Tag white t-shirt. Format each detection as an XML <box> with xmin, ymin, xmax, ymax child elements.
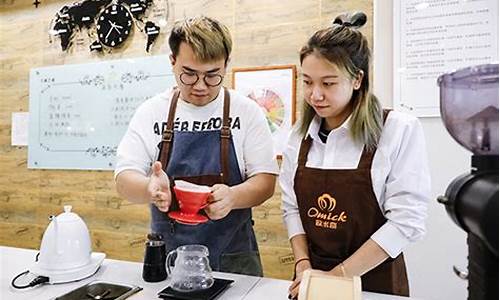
<box><xmin>115</xmin><ymin>87</ymin><xmax>279</xmax><ymax>179</ymax></box>
<box><xmin>280</xmin><ymin>111</ymin><xmax>431</xmax><ymax>258</ymax></box>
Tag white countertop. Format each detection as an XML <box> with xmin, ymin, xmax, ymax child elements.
<box><xmin>0</xmin><ymin>246</ymin><xmax>421</xmax><ymax>300</ymax></box>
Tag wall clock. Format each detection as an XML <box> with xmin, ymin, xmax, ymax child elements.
<box><xmin>49</xmin><ymin>0</ymin><xmax>168</xmax><ymax>53</ymax></box>
<box><xmin>96</xmin><ymin>3</ymin><xmax>133</xmax><ymax>48</ymax></box>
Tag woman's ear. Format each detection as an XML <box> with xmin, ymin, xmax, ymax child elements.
<box><xmin>353</xmin><ymin>70</ymin><xmax>364</xmax><ymax>90</ymax></box>
<box><xmin>169</xmin><ymin>54</ymin><xmax>176</xmax><ymax>66</ymax></box>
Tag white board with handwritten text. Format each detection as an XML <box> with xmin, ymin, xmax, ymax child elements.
<box><xmin>394</xmin><ymin>0</ymin><xmax>498</xmax><ymax>117</ymax></box>
<box><xmin>28</xmin><ymin>55</ymin><xmax>174</xmax><ymax>170</ymax></box>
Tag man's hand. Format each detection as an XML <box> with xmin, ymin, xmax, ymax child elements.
<box><xmin>147</xmin><ymin>161</ymin><xmax>171</xmax><ymax>212</ymax></box>
<box><xmin>204</xmin><ymin>184</ymin><xmax>234</xmax><ymax>220</ymax></box>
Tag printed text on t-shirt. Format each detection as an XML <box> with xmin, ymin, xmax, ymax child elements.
<box><xmin>153</xmin><ymin>116</ymin><xmax>241</xmax><ymax>134</ymax></box>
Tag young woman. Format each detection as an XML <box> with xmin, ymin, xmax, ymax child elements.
<box><xmin>280</xmin><ymin>13</ymin><xmax>430</xmax><ymax>298</ymax></box>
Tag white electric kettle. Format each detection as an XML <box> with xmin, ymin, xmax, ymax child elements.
<box><xmin>29</xmin><ymin>205</ymin><xmax>106</xmax><ymax>284</ymax></box>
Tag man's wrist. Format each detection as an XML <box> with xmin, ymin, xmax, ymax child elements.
<box><xmin>142</xmin><ymin>176</ymin><xmax>153</xmax><ymax>203</ymax></box>
<box><xmin>227</xmin><ymin>186</ymin><xmax>236</xmax><ymax>209</ymax></box>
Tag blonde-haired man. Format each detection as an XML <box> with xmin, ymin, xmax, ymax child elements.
<box><xmin>115</xmin><ymin>16</ymin><xmax>278</xmax><ymax>276</ymax></box>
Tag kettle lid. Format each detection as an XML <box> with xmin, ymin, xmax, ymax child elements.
<box><xmin>56</xmin><ymin>205</ymin><xmax>80</xmax><ymax>222</ymax></box>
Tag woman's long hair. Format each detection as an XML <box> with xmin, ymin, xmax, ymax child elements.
<box><xmin>299</xmin><ymin>12</ymin><xmax>383</xmax><ymax>149</ymax></box>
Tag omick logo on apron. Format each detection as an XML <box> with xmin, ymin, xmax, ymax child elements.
<box><xmin>307</xmin><ymin>193</ymin><xmax>348</xmax><ymax>230</ymax></box>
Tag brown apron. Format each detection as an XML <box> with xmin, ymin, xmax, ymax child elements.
<box><xmin>294</xmin><ymin>111</ymin><xmax>410</xmax><ymax>296</ymax></box>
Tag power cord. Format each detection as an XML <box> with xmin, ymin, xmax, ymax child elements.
<box><xmin>11</xmin><ymin>270</ymin><xmax>50</xmax><ymax>289</ymax></box>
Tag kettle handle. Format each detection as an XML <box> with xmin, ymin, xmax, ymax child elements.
<box><xmin>166</xmin><ymin>249</ymin><xmax>177</xmax><ymax>275</ymax></box>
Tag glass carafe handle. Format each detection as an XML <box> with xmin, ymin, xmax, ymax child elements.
<box><xmin>166</xmin><ymin>249</ymin><xmax>177</xmax><ymax>276</ymax></box>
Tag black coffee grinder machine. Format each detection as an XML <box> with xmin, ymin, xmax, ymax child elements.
<box><xmin>437</xmin><ymin>63</ymin><xmax>499</xmax><ymax>300</ymax></box>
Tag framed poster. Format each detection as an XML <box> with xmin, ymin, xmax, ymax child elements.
<box><xmin>232</xmin><ymin>65</ymin><xmax>296</xmax><ymax>157</ymax></box>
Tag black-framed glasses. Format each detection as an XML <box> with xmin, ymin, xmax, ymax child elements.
<box><xmin>179</xmin><ymin>71</ymin><xmax>224</xmax><ymax>87</ymax></box>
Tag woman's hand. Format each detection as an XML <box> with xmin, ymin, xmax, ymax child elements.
<box><xmin>288</xmin><ymin>261</ymin><xmax>350</xmax><ymax>299</ymax></box>
<box><xmin>288</xmin><ymin>259</ymin><xmax>312</xmax><ymax>299</ymax></box>
<box><xmin>330</xmin><ymin>263</ymin><xmax>348</xmax><ymax>277</ymax></box>
<box><xmin>147</xmin><ymin>161</ymin><xmax>171</xmax><ymax>212</ymax></box>
<box><xmin>205</xmin><ymin>184</ymin><xmax>234</xmax><ymax>220</ymax></box>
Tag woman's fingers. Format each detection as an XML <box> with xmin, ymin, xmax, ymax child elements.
<box><xmin>288</xmin><ymin>277</ymin><xmax>300</xmax><ymax>293</ymax></box>
<box><xmin>290</xmin><ymin>285</ymin><xmax>299</xmax><ymax>299</ymax></box>
<box><xmin>288</xmin><ymin>282</ymin><xmax>300</xmax><ymax>299</ymax></box>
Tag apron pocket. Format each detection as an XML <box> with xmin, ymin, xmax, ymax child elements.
<box><xmin>220</xmin><ymin>251</ymin><xmax>263</xmax><ymax>277</ymax></box>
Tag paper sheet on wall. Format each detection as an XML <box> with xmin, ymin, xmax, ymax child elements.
<box><xmin>11</xmin><ymin>112</ymin><xmax>29</xmax><ymax>146</ymax></box>
<box><xmin>394</xmin><ymin>0</ymin><xmax>498</xmax><ymax>117</ymax></box>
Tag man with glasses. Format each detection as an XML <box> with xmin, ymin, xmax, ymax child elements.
<box><xmin>114</xmin><ymin>16</ymin><xmax>278</xmax><ymax>276</ymax></box>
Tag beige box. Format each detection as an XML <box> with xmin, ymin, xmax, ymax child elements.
<box><xmin>298</xmin><ymin>269</ymin><xmax>362</xmax><ymax>300</ymax></box>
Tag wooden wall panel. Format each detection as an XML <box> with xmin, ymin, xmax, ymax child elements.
<box><xmin>234</xmin><ymin>0</ymin><xmax>320</xmax><ymax>27</ymax></box>
<box><xmin>0</xmin><ymin>0</ymin><xmax>373</xmax><ymax>280</ymax></box>
<box><xmin>170</xmin><ymin>0</ymin><xmax>234</xmax><ymax>26</ymax></box>
<box><xmin>233</xmin><ymin>20</ymin><xmax>321</xmax><ymax>67</ymax></box>
<box><xmin>0</xmin><ymin>223</ymin><xmax>46</xmax><ymax>249</ymax></box>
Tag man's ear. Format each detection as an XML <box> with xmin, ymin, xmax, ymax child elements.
<box><xmin>353</xmin><ymin>70</ymin><xmax>364</xmax><ymax>90</ymax></box>
<box><xmin>169</xmin><ymin>54</ymin><xmax>176</xmax><ymax>66</ymax></box>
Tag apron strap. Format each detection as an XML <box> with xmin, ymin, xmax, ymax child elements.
<box><xmin>297</xmin><ymin>135</ymin><xmax>313</xmax><ymax>168</ymax></box>
<box><xmin>382</xmin><ymin>109</ymin><xmax>392</xmax><ymax>123</ymax></box>
<box><xmin>220</xmin><ymin>87</ymin><xmax>231</xmax><ymax>184</ymax></box>
<box><xmin>157</xmin><ymin>89</ymin><xmax>181</xmax><ymax>168</ymax></box>
<box><xmin>157</xmin><ymin>88</ymin><xmax>232</xmax><ymax>185</ymax></box>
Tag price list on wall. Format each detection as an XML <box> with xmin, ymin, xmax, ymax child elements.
<box><xmin>28</xmin><ymin>55</ymin><xmax>174</xmax><ymax>170</ymax></box>
<box><xmin>394</xmin><ymin>0</ymin><xmax>498</xmax><ymax>117</ymax></box>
